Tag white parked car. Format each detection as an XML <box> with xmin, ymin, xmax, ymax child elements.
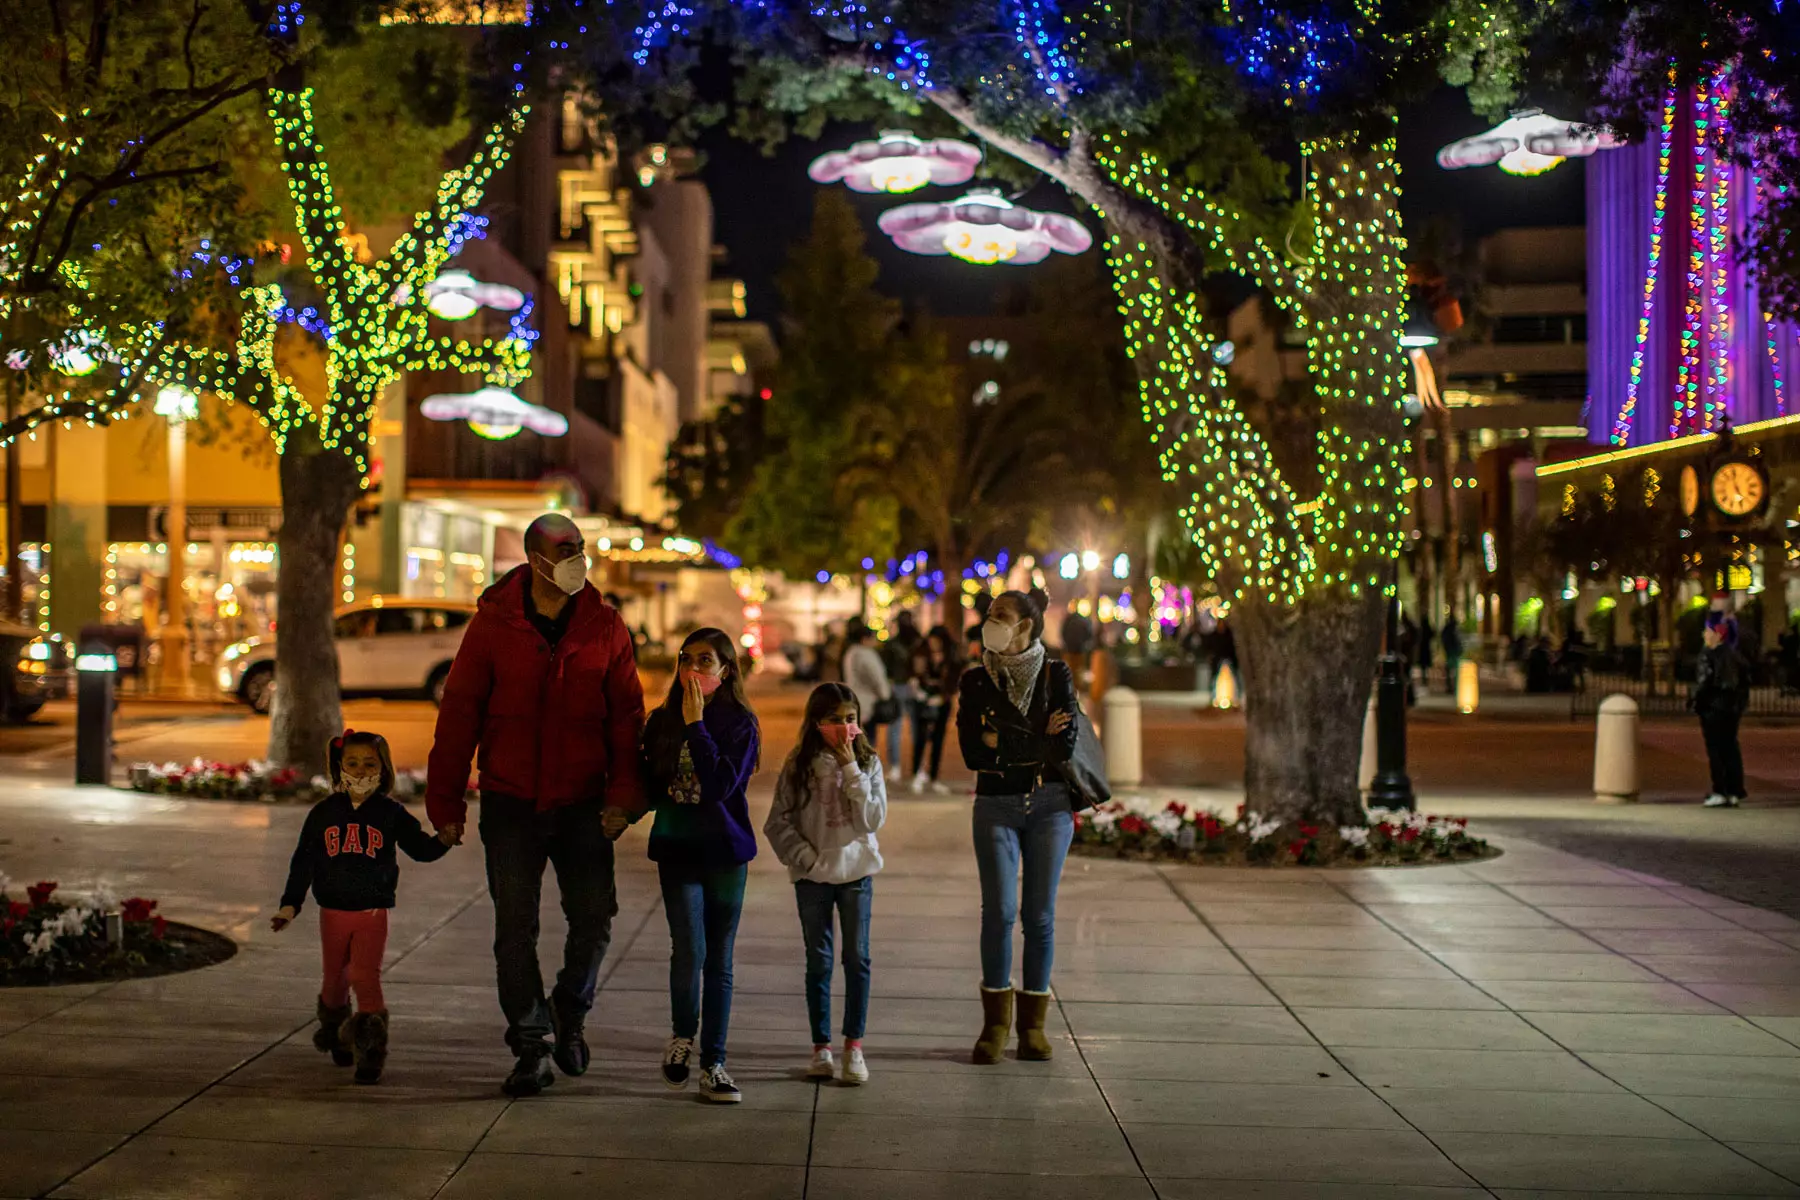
<box><xmin>218</xmin><ymin>598</ymin><xmax>478</xmax><ymax>714</ymax></box>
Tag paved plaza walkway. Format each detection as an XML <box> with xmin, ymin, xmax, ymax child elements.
<box><xmin>3</xmin><ymin>778</ymin><xmax>1800</xmax><ymax>1198</ymax></box>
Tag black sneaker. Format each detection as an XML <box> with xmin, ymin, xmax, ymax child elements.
<box><xmin>661</xmin><ymin>1036</ymin><xmax>695</xmax><ymax>1089</ymax></box>
<box><xmin>502</xmin><ymin>1052</ymin><xmax>555</xmax><ymax>1098</ymax></box>
<box><xmin>698</xmin><ymin>1063</ymin><xmax>741</xmax><ymax>1104</ymax></box>
<box><xmin>549</xmin><ymin>991</ymin><xmax>590</xmax><ymax>1077</ymax></box>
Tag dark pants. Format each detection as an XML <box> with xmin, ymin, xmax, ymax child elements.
<box><xmin>795</xmin><ymin>877</ymin><xmax>873</xmax><ymax>1045</ymax></box>
<box><xmin>660</xmin><ymin>862</ymin><xmax>747</xmax><ymax>1069</ymax></box>
<box><xmin>479</xmin><ymin>794</ymin><xmax>619</xmax><ymax>1059</ymax></box>
<box><xmin>911</xmin><ymin>703</ymin><xmax>949</xmax><ymax>779</ymax></box>
<box><xmin>1700</xmin><ymin>710</ymin><xmax>1747</xmax><ymax>798</ymax></box>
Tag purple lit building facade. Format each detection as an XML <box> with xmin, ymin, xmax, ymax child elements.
<box><xmin>1587</xmin><ymin>81</ymin><xmax>1798</xmax><ymax>447</ymax></box>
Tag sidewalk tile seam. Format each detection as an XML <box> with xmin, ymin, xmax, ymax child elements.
<box><xmin>1142</xmin><ymin>864</ymin><xmax>1490</xmax><ymax>1196</ymax></box>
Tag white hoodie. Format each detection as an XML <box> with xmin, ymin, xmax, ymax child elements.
<box><xmin>763</xmin><ymin>751</ymin><xmax>887</xmax><ymax>884</ymax></box>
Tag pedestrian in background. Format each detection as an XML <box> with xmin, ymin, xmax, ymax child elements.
<box><xmin>1441</xmin><ymin>620</ymin><xmax>1464</xmax><ymax>691</ymax></box>
<box><xmin>764</xmin><ymin>682</ymin><xmax>887</xmax><ymax>1086</ymax></box>
<box><xmin>641</xmin><ymin>628</ymin><xmax>762</xmax><ymax>1102</ymax></box>
<box><xmin>881</xmin><ymin>611</ymin><xmax>924</xmax><ymax>783</ymax></box>
<box><xmin>1694</xmin><ymin>611</ymin><xmax>1751</xmax><ymax>808</ymax></box>
<box><xmin>842</xmin><ymin>623</ymin><xmax>897</xmax><ymax>782</ymax></box>
<box><xmin>909</xmin><ymin>625</ymin><xmax>961</xmax><ymax>793</ymax></box>
<box><xmin>272</xmin><ymin>730</ymin><xmax>451</xmax><ymax>1085</ymax></box>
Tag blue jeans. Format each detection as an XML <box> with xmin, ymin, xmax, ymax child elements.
<box><xmin>972</xmin><ymin>784</ymin><xmax>1074</xmax><ymax>993</ymax></box>
<box><xmin>659</xmin><ymin>862</ymin><xmax>747</xmax><ymax>1068</ymax></box>
<box><xmin>795</xmin><ymin>877</ymin><xmax>873</xmax><ymax>1045</ymax></box>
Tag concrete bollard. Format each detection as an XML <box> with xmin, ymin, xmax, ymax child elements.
<box><xmin>1212</xmin><ymin>663</ymin><xmax>1237</xmax><ymax>709</ymax></box>
<box><xmin>1358</xmin><ymin>695</ymin><xmax>1377</xmax><ymax>796</ymax></box>
<box><xmin>1102</xmin><ymin>686</ymin><xmax>1143</xmax><ymax>788</ymax></box>
<box><xmin>1593</xmin><ymin>693</ymin><xmax>1640</xmax><ymax>803</ymax></box>
<box><xmin>1456</xmin><ymin>659</ymin><xmax>1480</xmax><ymax>715</ymax></box>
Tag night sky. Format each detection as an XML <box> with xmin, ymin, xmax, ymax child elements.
<box><xmin>695</xmin><ymin>85</ymin><xmax>1589</xmax><ymax>324</ymax></box>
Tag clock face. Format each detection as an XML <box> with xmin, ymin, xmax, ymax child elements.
<box><xmin>1680</xmin><ymin>465</ymin><xmax>1699</xmax><ymax>516</ymax></box>
<box><xmin>1710</xmin><ymin>460</ymin><xmax>1766</xmax><ymax>517</ymax></box>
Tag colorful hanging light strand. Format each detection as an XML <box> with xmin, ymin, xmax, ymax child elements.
<box><xmin>1614</xmin><ymin>83</ymin><xmax>1677</xmax><ymax>446</ymax></box>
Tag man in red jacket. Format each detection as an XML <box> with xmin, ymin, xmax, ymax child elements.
<box><xmin>427</xmin><ymin>512</ymin><xmax>646</xmax><ymax>1097</ymax></box>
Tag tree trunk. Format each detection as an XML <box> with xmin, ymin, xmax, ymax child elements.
<box><xmin>270</xmin><ymin>444</ymin><xmax>362</xmax><ymax>776</ymax></box>
<box><xmin>1235</xmin><ymin>585</ymin><xmax>1386</xmax><ymax>825</ymax></box>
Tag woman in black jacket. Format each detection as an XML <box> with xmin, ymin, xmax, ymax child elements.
<box><xmin>957</xmin><ymin>590</ymin><xmax>1077</xmax><ymax>1066</ymax></box>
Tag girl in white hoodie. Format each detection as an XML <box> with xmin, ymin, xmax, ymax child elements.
<box><xmin>764</xmin><ymin>682</ymin><xmax>888</xmax><ymax>1085</ymax></box>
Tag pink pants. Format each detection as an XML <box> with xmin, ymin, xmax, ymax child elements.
<box><xmin>319</xmin><ymin>907</ymin><xmax>388</xmax><ymax>1012</ymax></box>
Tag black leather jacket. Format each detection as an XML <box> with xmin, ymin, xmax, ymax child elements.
<box><xmin>956</xmin><ymin>654</ymin><xmax>1078</xmax><ymax>796</ymax></box>
<box><xmin>1693</xmin><ymin>644</ymin><xmax>1749</xmax><ymax>718</ymax></box>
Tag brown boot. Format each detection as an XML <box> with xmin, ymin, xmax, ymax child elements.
<box><xmin>344</xmin><ymin>1010</ymin><xmax>389</xmax><ymax>1085</ymax></box>
<box><xmin>314</xmin><ymin>997</ymin><xmax>353</xmax><ymax>1067</ymax></box>
<box><xmin>971</xmin><ymin>986</ymin><xmax>1013</xmax><ymax>1065</ymax></box>
<box><xmin>1016</xmin><ymin>990</ymin><xmax>1053</xmax><ymax>1061</ymax></box>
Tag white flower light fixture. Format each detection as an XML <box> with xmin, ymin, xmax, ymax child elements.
<box><xmin>393</xmin><ymin>270</ymin><xmax>527</xmax><ymax>321</ymax></box>
<box><xmin>1436</xmin><ymin>109</ymin><xmax>1621</xmax><ymax>176</ymax></box>
<box><xmin>877</xmin><ymin>188</ymin><xmax>1093</xmax><ymax>265</ymax></box>
<box><xmin>419</xmin><ymin>386</ymin><xmax>568</xmax><ymax>441</ymax></box>
<box><xmin>808</xmin><ymin>130</ymin><xmax>982</xmax><ymax>194</ymax></box>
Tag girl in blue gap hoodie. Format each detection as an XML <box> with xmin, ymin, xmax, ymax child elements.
<box><xmin>641</xmin><ymin>627</ymin><xmax>761</xmax><ymax>1104</ymax></box>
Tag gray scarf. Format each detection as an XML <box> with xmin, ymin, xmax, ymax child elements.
<box><xmin>983</xmin><ymin>641</ymin><xmax>1046</xmax><ymax>715</ymax></box>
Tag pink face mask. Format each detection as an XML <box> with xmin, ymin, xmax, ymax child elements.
<box><xmin>679</xmin><ymin>667</ymin><xmax>724</xmax><ymax>696</ymax></box>
<box><xmin>820</xmin><ymin>722</ymin><xmax>860</xmax><ymax>749</ymax></box>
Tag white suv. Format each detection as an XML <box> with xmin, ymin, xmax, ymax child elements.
<box><xmin>218</xmin><ymin>598</ymin><xmax>478</xmax><ymax>713</ymax></box>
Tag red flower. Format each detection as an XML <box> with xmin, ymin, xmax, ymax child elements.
<box><xmin>150</xmin><ymin>915</ymin><xmax>168</xmax><ymax>940</ymax></box>
<box><xmin>1165</xmin><ymin>801</ymin><xmax>1189</xmax><ymax>818</ymax></box>
<box><xmin>122</xmin><ymin>897</ymin><xmax>157</xmax><ymax>923</ymax></box>
<box><xmin>1399</xmin><ymin>826</ymin><xmax>1421</xmax><ymax>843</ymax></box>
<box><xmin>26</xmin><ymin>881</ymin><xmax>57</xmax><ymax>907</ymax></box>
<box><xmin>1118</xmin><ymin>814</ymin><xmax>1149</xmax><ymax>836</ymax></box>
<box><xmin>1</xmin><ymin>917</ymin><xmax>12</xmax><ymax>935</ymax></box>
<box><xmin>7</xmin><ymin>901</ymin><xmax>28</xmax><ymax>919</ymax></box>
<box><xmin>1298</xmin><ymin>823</ymin><xmax>1320</xmax><ymax>838</ymax></box>
<box><xmin>1199</xmin><ymin>815</ymin><xmax>1225</xmax><ymax>839</ymax></box>
<box><xmin>1374</xmin><ymin>822</ymin><xmax>1396</xmax><ymax>837</ymax></box>
<box><xmin>1286</xmin><ymin>840</ymin><xmax>1309</xmax><ymax>859</ymax></box>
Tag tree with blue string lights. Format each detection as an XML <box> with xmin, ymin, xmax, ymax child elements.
<box><xmin>528</xmin><ymin>0</ymin><xmax>1800</xmax><ymax>823</ymax></box>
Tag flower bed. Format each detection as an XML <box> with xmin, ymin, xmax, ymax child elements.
<box><xmin>0</xmin><ymin>879</ymin><xmax>236</xmax><ymax>987</ymax></box>
<box><xmin>128</xmin><ymin>761</ymin><xmax>429</xmax><ymax>803</ymax></box>
<box><xmin>1071</xmin><ymin>800</ymin><xmax>1496</xmax><ymax>867</ymax></box>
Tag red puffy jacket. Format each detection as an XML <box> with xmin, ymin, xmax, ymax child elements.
<box><xmin>426</xmin><ymin>568</ymin><xmax>646</xmax><ymax>828</ymax></box>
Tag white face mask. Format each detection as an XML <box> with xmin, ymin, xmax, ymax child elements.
<box><xmin>982</xmin><ymin>619</ymin><xmax>1022</xmax><ymax>654</ymax></box>
<box><xmin>342</xmin><ymin>772</ymin><xmax>381</xmax><ymax>800</ymax></box>
<box><xmin>536</xmin><ymin>552</ymin><xmax>588</xmax><ymax>596</ymax></box>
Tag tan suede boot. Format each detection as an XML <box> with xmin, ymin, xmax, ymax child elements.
<box><xmin>971</xmin><ymin>986</ymin><xmax>1013</xmax><ymax>1065</ymax></box>
<box><xmin>1015</xmin><ymin>990</ymin><xmax>1053</xmax><ymax>1061</ymax></box>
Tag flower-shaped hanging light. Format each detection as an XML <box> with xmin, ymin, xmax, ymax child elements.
<box><xmin>877</xmin><ymin>188</ymin><xmax>1093</xmax><ymax>265</ymax></box>
<box><xmin>808</xmin><ymin>130</ymin><xmax>982</xmax><ymax>194</ymax></box>
<box><xmin>392</xmin><ymin>270</ymin><xmax>527</xmax><ymax>321</ymax></box>
<box><xmin>419</xmin><ymin>386</ymin><xmax>568</xmax><ymax>441</ymax></box>
<box><xmin>1437</xmin><ymin>109</ymin><xmax>1620</xmax><ymax>176</ymax></box>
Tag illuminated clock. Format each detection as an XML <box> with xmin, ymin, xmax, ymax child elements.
<box><xmin>1679</xmin><ymin>465</ymin><xmax>1699</xmax><ymax>516</ymax></box>
<box><xmin>1709</xmin><ymin>459</ymin><xmax>1767</xmax><ymax>518</ymax></box>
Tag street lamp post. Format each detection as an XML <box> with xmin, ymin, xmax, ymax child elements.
<box><xmin>1369</xmin><ymin>581</ymin><xmax>1416</xmax><ymax>811</ymax></box>
<box><xmin>155</xmin><ymin>387</ymin><xmax>198</xmax><ymax>698</ymax></box>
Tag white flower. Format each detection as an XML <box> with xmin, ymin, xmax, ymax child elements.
<box><xmin>1338</xmin><ymin>826</ymin><xmax>1370</xmax><ymax>848</ymax></box>
<box><xmin>87</xmin><ymin>881</ymin><xmax>119</xmax><ymax>912</ymax></box>
<box><xmin>0</xmin><ymin>870</ymin><xmax>11</xmax><ymax>897</ymax></box>
<box><xmin>1238</xmin><ymin>812</ymin><xmax>1282</xmax><ymax>842</ymax></box>
<box><xmin>1091</xmin><ymin>809</ymin><xmax>1120</xmax><ymax>833</ymax></box>
<box><xmin>25</xmin><ymin>928</ymin><xmax>58</xmax><ymax>957</ymax></box>
<box><xmin>1150</xmin><ymin>811</ymin><xmax>1183</xmax><ymax>839</ymax></box>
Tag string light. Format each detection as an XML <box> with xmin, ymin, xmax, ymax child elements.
<box><xmin>1613</xmin><ymin>82</ymin><xmax>1677</xmax><ymax>445</ymax></box>
<box><xmin>0</xmin><ymin>89</ymin><xmax>536</xmax><ymax>492</ymax></box>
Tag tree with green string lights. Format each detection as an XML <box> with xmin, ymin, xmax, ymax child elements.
<box><xmin>530</xmin><ymin>0</ymin><xmax>1800</xmax><ymax>823</ymax></box>
<box><xmin>0</xmin><ymin>83</ymin><xmax>533</xmax><ymax>775</ymax></box>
